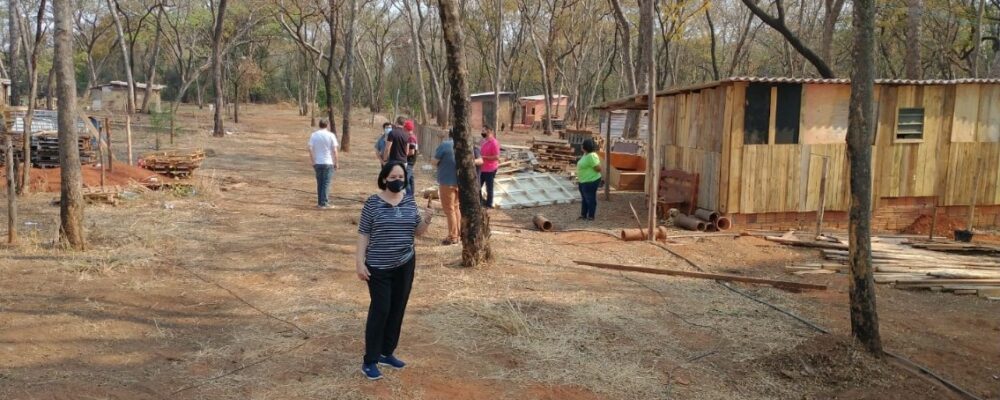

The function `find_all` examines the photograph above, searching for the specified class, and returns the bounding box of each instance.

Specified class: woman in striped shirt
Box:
[356,161,433,380]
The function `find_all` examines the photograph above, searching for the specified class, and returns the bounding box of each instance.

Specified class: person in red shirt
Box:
[403,120,419,196]
[479,125,500,208]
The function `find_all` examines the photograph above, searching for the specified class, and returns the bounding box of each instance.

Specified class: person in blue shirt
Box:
[432,130,460,245]
[374,122,392,165]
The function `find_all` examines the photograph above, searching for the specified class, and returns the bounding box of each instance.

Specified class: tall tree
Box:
[106,0,137,113]
[403,0,430,124]
[141,6,164,114]
[608,0,641,138]
[846,0,883,354]
[903,0,922,79]
[54,0,85,250]
[438,0,492,268]
[740,0,835,78]
[13,0,48,195]
[8,1,21,105]
[212,0,229,137]
[341,0,356,152]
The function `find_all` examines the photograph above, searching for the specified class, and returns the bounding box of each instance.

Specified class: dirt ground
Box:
[1,104,998,399]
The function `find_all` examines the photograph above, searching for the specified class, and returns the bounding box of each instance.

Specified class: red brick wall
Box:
[725,197,1000,233]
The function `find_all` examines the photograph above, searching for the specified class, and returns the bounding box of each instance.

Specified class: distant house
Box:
[90,81,164,113]
[519,94,569,126]
[469,91,516,131]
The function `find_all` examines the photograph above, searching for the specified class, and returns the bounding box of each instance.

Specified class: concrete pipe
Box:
[694,209,720,222]
[674,214,707,231]
[533,215,553,232]
[716,216,732,231]
[621,229,647,241]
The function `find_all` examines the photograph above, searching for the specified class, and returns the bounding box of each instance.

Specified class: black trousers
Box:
[364,255,415,364]
[480,171,497,207]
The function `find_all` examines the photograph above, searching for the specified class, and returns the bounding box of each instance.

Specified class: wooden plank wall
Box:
[656,85,726,211]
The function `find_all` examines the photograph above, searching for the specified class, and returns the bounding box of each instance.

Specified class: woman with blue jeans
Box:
[576,139,601,220]
[355,162,433,380]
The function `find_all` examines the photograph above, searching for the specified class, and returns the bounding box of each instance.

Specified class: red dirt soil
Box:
[0,162,167,192]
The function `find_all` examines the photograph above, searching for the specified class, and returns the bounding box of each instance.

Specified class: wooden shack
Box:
[90,81,164,113]
[595,77,1000,232]
[469,91,516,132]
[519,94,569,126]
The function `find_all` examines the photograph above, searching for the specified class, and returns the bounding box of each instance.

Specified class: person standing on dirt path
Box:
[308,119,339,209]
[381,116,410,166]
[355,161,433,381]
[432,129,460,245]
[403,120,419,196]
[479,125,500,208]
[375,122,392,165]
[576,139,601,220]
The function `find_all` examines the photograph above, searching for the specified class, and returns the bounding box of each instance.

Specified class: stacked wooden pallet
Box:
[82,185,124,205]
[530,137,575,173]
[1,133,96,167]
[139,149,206,177]
[772,234,1000,300]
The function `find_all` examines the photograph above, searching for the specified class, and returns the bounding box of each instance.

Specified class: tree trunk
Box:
[325,0,338,128]
[609,0,641,138]
[903,0,922,80]
[438,0,492,268]
[211,0,228,136]
[846,0,883,355]
[106,0,136,113]
[196,75,204,109]
[821,0,846,66]
[8,3,20,106]
[706,9,720,81]
[54,0,85,249]
[142,7,164,114]
[342,0,356,152]
[494,0,502,132]
[5,135,15,244]
[404,0,429,125]
[972,0,986,77]
[233,79,239,124]
[45,66,55,109]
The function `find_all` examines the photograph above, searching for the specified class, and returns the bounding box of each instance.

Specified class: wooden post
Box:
[98,137,106,190]
[968,155,985,231]
[604,110,612,200]
[125,115,133,165]
[5,135,16,244]
[814,156,829,239]
[929,196,938,241]
[105,118,113,171]
[644,0,658,242]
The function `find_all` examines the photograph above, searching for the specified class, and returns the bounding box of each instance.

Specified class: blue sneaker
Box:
[378,354,406,370]
[361,363,382,380]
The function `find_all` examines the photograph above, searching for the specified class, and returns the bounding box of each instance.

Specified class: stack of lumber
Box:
[139,149,205,177]
[497,145,537,175]
[770,234,1000,300]
[904,240,1000,254]
[1,133,96,167]
[82,185,124,205]
[530,137,575,173]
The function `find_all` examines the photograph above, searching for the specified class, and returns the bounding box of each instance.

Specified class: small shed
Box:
[519,94,569,126]
[595,77,1000,232]
[469,91,516,131]
[90,81,164,113]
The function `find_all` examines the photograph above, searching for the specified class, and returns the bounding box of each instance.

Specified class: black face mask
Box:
[386,179,406,193]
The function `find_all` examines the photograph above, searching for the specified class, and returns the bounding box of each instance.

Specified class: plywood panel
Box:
[719,86,733,213]
[951,84,980,142]
[727,83,747,212]
[978,84,1000,142]
[800,84,851,144]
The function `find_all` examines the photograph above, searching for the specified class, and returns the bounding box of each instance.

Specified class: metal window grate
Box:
[896,108,924,141]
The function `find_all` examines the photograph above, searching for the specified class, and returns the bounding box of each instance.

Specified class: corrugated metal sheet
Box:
[493,172,580,209]
[600,111,649,141]
[728,76,1000,85]
[10,110,87,134]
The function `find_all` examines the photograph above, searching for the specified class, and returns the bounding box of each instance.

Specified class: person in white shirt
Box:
[307,119,340,209]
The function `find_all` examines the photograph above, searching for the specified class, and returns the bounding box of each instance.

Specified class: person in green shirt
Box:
[576,139,602,220]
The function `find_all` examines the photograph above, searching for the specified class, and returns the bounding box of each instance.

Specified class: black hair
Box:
[483,124,493,132]
[582,138,597,153]
[318,119,329,128]
[377,162,408,190]
[382,122,392,129]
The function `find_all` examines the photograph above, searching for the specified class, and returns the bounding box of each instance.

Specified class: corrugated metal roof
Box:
[519,94,567,101]
[470,91,516,98]
[95,81,166,90]
[593,76,1000,110]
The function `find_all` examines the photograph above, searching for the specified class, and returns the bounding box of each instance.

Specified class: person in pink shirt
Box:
[479,125,500,208]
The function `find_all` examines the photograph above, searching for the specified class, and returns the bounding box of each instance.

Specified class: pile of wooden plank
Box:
[770,234,1000,300]
[82,185,124,205]
[139,149,205,177]
[1,133,96,167]
[529,137,575,173]
[497,145,537,175]
[905,240,1000,254]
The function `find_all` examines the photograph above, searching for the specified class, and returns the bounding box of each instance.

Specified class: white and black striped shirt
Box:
[358,194,421,269]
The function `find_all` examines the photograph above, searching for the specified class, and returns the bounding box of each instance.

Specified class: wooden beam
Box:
[573,260,828,291]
